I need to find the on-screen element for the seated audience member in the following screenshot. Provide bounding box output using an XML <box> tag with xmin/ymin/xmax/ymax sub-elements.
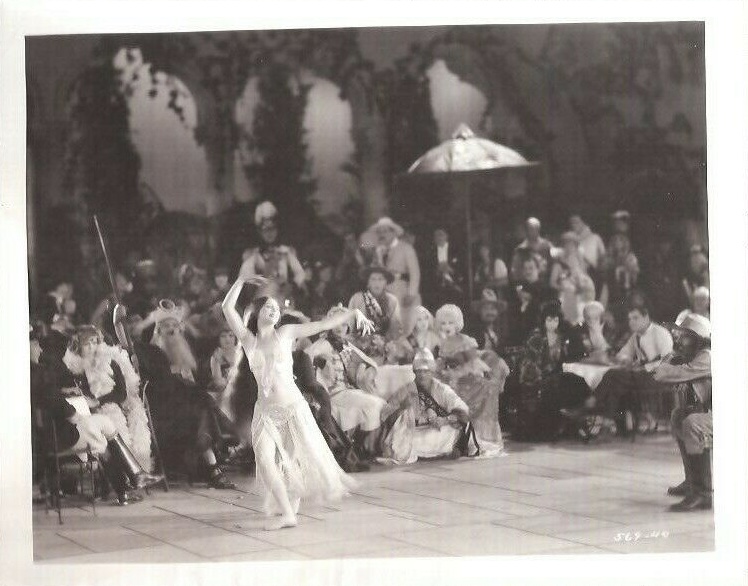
<box><xmin>129</xmin><ymin>301</ymin><xmax>236</xmax><ymax>488</ymax></box>
<box><xmin>682</xmin><ymin>244</ymin><xmax>710</xmax><ymax>302</ymax></box>
<box><xmin>385</xmin><ymin>305</ymin><xmax>440</xmax><ymax>365</ymax></box>
<box><xmin>511</xmin><ymin>217</ymin><xmax>553</xmax><ymax>283</ymax></box>
<box><xmin>207</xmin><ymin>266</ymin><xmax>231</xmax><ymax>306</ymax></box>
<box><xmin>473</xmin><ymin>243</ymin><xmax>508</xmax><ymax>299</ymax></box>
<box><xmin>569</xmin><ymin>213</ymin><xmax>606</xmax><ymax>293</ymax></box>
<box><xmin>676</xmin><ymin>286</ymin><xmax>710</xmax><ymax>325</ymax></box>
<box><xmin>434</xmin><ymin>304</ymin><xmax>507</xmax><ymax>455</ymax></box>
<box><xmin>575</xmin><ymin>301</ymin><xmax>616</xmax><ymax>361</ymax></box>
<box><xmin>608</xmin><ymin>210</ymin><xmax>632</xmax><ymax>248</ymax></box>
<box><xmin>280</xmin><ymin>313</ymin><xmax>370</xmax><ymax>473</ymax></box>
<box><xmin>307</xmin><ymin>259</ymin><xmax>341</xmax><ymax>322</ymax></box>
<box><xmin>652</xmin><ymin>314</ymin><xmax>712</xmax><ymax>512</ymax></box>
<box><xmin>209</xmin><ymin>322</ymin><xmax>238</xmax><ymax>393</ymax></box>
<box><xmin>379</xmin><ymin>349</ymin><xmax>474</xmax><ymax>464</ymax></box>
<box><xmin>507</xmin><ymin>300</ymin><xmax>590</xmax><ymax>441</ymax></box>
<box><xmin>37</xmin><ymin>278</ymin><xmax>75</xmax><ymax>327</ymax></box>
<box><xmin>178</xmin><ymin>263</ymin><xmax>214</xmax><ymax>315</ymax></box>
<box><xmin>51</xmin><ymin>298</ymin><xmax>78</xmax><ymax>336</ymax></box>
<box><xmin>33</xmin><ymin>329</ymin><xmax>161</xmax><ymax>505</ymax></box>
<box><xmin>305</xmin><ymin>306</ymin><xmax>387</xmax><ymax>458</ymax></box>
<box><xmin>125</xmin><ymin>259</ymin><xmax>164</xmax><ymax>320</ymax></box>
<box><xmin>62</xmin><ymin>326</ymin><xmax>153</xmax><ymax>472</ymax></box>
<box><xmin>507</xmin><ymin>281</ymin><xmax>543</xmax><ymax>346</ymax></box>
<box><xmin>467</xmin><ymin>288</ymin><xmax>509</xmax><ymax>355</ymax></box>
<box><xmin>423</xmin><ymin>228</ymin><xmax>465</xmax><ymax>309</ymax></box>
<box><xmin>564</xmin><ymin>301</ymin><xmax>673</xmax><ymax>434</ymax></box>
<box><xmin>348</xmin><ymin>266</ymin><xmax>403</xmax><ymax>341</ymax></box>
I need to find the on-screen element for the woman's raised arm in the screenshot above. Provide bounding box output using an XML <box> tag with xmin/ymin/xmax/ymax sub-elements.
<box><xmin>222</xmin><ymin>276</ymin><xmax>267</xmax><ymax>342</ymax></box>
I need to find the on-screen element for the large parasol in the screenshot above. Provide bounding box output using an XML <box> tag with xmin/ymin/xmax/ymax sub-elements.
<box><xmin>406</xmin><ymin>123</ymin><xmax>539</xmax><ymax>301</ymax></box>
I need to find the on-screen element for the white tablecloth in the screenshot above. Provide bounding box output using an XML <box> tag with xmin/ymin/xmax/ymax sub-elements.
<box><xmin>562</xmin><ymin>362</ymin><xmax>614</xmax><ymax>391</ymax></box>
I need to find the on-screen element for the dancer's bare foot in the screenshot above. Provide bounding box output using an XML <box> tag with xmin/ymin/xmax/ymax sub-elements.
<box><xmin>264</xmin><ymin>514</ymin><xmax>297</xmax><ymax>531</ymax></box>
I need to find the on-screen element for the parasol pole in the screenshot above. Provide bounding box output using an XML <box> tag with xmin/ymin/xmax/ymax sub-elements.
<box><xmin>454</xmin><ymin>178</ymin><xmax>474</xmax><ymax>303</ymax></box>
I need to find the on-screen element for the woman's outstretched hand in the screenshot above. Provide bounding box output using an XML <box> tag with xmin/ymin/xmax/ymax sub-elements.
<box><xmin>354</xmin><ymin>309</ymin><xmax>375</xmax><ymax>336</ymax></box>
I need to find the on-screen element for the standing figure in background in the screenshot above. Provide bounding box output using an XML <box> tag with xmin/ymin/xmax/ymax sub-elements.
<box><xmin>511</xmin><ymin>217</ymin><xmax>553</xmax><ymax>284</ymax></box>
<box><xmin>600</xmin><ymin>251</ymin><xmax>643</xmax><ymax>327</ymax></box>
<box><xmin>682</xmin><ymin>244</ymin><xmax>710</xmax><ymax>304</ymax></box>
<box><xmin>423</xmin><ymin>228</ymin><xmax>464</xmax><ymax>309</ymax></box>
<box><xmin>370</xmin><ymin>217</ymin><xmax>421</xmax><ymax>334</ymax></box>
<box><xmin>335</xmin><ymin>230</ymin><xmax>366</xmax><ymax>304</ymax></box>
<box><xmin>238</xmin><ymin>201</ymin><xmax>307</xmax><ymax>306</ymax></box>
<box><xmin>609</xmin><ymin>210</ymin><xmax>632</xmax><ymax>250</ymax></box>
<box><xmin>569</xmin><ymin>213</ymin><xmax>606</xmax><ymax>295</ymax></box>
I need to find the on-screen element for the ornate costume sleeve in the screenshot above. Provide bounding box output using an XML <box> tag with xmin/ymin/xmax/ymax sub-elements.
<box><xmin>652</xmin><ymin>350</ymin><xmax>711</xmax><ymax>383</ymax></box>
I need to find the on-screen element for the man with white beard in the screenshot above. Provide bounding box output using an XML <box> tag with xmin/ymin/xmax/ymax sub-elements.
<box><xmin>131</xmin><ymin>301</ymin><xmax>236</xmax><ymax>489</ymax></box>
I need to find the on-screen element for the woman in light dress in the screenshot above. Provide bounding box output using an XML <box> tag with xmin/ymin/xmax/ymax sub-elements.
<box><xmin>222</xmin><ymin>275</ymin><xmax>375</xmax><ymax>531</ymax></box>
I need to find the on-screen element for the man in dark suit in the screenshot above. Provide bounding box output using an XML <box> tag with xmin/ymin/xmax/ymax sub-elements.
<box><xmin>423</xmin><ymin>227</ymin><xmax>465</xmax><ymax>310</ymax></box>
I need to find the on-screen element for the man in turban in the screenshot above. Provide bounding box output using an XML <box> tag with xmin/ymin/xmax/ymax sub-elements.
<box><xmin>379</xmin><ymin>349</ymin><xmax>474</xmax><ymax>464</ymax></box>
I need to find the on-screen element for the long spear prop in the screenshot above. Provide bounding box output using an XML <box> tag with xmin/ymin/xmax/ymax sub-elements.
<box><xmin>93</xmin><ymin>215</ymin><xmax>139</xmax><ymax>368</ymax></box>
<box><xmin>93</xmin><ymin>215</ymin><xmax>169</xmax><ymax>490</ymax></box>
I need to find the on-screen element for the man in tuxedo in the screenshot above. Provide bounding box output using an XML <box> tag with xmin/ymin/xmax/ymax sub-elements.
<box><xmin>423</xmin><ymin>227</ymin><xmax>465</xmax><ymax>310</ymax></box>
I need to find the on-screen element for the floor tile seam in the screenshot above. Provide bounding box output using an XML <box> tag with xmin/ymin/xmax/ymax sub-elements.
<box><xmin>377</xmin><ymin>534</ymin><xmax>458</xmax><ymax>557</ymax></box>
<box><xmin>149</xmin><ymin>504</ymin><xmax>281</xmax><ymax>548</ymax></box>
<box><xmin>380</xmin><ymin>473</ymin><xmax>542</xmax><ymax>496</ymax></box>
<box><xmin>121</xmin><ymin>524</ymin><xmax>217</xmax><ymax>560</ymax></box>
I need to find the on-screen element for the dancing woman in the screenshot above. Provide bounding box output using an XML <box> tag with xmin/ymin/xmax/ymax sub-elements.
<box><xmin>222</xmin><ymin>275</ymin><xmax>374</xmax><ymax>531</ymax></box>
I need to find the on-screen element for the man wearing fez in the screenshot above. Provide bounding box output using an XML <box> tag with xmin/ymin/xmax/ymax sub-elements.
<box><xmin>370</xmin><ymin>217</ymin><xmax>421</xmax><ymax>333</ymax></box>
<box><xmin>238</xmin><ymin>200</ymin><xmax>307</xmax><ymax>304</ymax></box>
<box><xmin>379</xmin><ymin>349</ymin><xmax>473</xmax><ymax>464</ymax></box>
<box><xmin>652</xmin><ymin>314</ymin><xmax>712</xmax><ymax>512</ymax></box>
